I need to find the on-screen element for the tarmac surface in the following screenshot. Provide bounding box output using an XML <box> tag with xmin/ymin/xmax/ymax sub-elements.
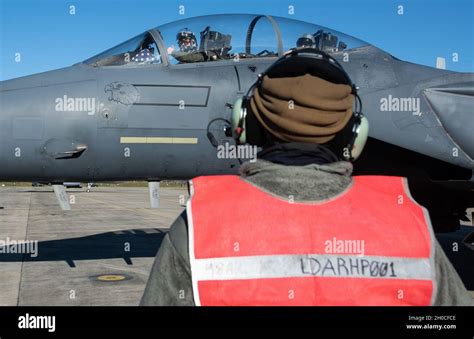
<box><xmin>0</xmin><ymin>186</ymin><xmax>187</xmax><ymax>306</ymax></box>
<box><xmin>0</xmin><ymin>185</ymin><xmax>472</xmax><ymax>305</ymax></box>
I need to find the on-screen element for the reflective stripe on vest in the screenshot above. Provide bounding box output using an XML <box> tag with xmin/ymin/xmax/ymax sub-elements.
<box><xmin>187</xmin><ymin>175</ymin><xmax>436</xmax><ymax>306</ymax></box>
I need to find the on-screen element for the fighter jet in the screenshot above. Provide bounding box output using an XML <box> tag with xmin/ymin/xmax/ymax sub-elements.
<box><xmin>0</xmin><ymin>14</ymin><xmax>472</xmax><ymax>231</ymax></box>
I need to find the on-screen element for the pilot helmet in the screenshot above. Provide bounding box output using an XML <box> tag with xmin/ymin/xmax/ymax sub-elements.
<box><xmin>296</xmin><ymin>33</ymin><xmax>316</xmax><ymax>48</ymax></box>
<box><xmin>177</xmin><ymin>28</ymin><xmax>198</xmax><ymax>52</ymax></box>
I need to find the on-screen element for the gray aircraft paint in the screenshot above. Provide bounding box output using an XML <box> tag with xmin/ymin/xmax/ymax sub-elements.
<box><xmin>0</xmin><ymin>14</ymin><xmax>472</xmax><ymax>183</ymax></box>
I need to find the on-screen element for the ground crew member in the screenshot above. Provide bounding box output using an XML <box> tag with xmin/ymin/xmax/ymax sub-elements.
<box><xmin>141</xmin><ymin>48</ymin><xmax>473</xmax><ymax>306</ymax></box>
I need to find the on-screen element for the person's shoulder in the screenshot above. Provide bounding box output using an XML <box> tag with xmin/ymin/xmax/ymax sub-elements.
<box><xmin>168</xmin><ymin>210</ymin><xmax>189</xmax><ymax>263</ymax></box>
<box><xmin>433</xmin><ymin>240</ymin><xmax>474</xmax><ymax>305</ymax></box>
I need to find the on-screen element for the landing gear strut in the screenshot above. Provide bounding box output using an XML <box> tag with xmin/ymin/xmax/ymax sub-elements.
<box><xmin>52</xmin><ymin>184</ymin><xmax>71</xmax><ymax>211</ymax></box>
<box><xmin>148</xmin><ymin>181</ymin><xmax>160</xmax><ymax>209</ymax></box>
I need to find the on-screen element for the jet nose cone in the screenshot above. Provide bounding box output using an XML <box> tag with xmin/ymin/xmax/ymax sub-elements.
<box><xmin>424</xmin><ymin>80</ymin><xmax>474</xmax><ymax>159</ymax></box>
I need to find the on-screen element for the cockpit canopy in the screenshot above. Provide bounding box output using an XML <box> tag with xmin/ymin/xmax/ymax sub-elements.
<box><xmin>84</xmin><ymin>32</ymin><xmax>161</xmax><ymax>67</ymax></box>
<box><xmin>83</xmin><ymin>14</ymin><xmax>369</xmax><ymax>66</ymax></box>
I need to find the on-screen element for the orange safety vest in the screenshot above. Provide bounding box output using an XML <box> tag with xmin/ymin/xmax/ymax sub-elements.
<box><xmin>187</xmin><ymin>175</ymin><xmax>436</xmax><ymax>306</ymax></box>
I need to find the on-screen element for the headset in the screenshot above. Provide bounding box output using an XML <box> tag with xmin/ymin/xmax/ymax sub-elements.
<box><xmin>231</xmin><ymin>47</ymin><xmax>369</xmax><ymax>161</ymax></box>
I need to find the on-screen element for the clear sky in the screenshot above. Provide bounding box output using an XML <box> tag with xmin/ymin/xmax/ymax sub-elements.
<box><xmin>0</xmin><ymin>0</ymin><xmax>472</xmax><ymax>80</ymax></box>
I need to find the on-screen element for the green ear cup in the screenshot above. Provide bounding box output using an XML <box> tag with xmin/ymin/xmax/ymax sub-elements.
<box><xmin>232</xmin><ymin>97</ymin><xmax>247</xmax><ymax>144</ymax></box>
<box><xmin>351</xmin><ymin>115</ymin><xmax>369</xmax><ymax>160</ymax></box>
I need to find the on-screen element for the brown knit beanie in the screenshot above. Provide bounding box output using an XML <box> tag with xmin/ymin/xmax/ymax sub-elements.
<box><xmin>249</xmin><ymin>73</ymin><xmax>354</xmax><ymax>144</ymax></box>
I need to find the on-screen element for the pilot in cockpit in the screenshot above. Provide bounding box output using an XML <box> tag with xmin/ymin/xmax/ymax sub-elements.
<box><xmin>167</xmin><ymin>27</ymin><xmax>232</xmax><ymax>63</ymax></box>
<box><xmin>167</xmin><ymin>28</ymin><xmax>207</xmax><ymax>63</ymax></box>
<box><xmin>296</xmin><ymin>33</ymin><xmax>317</xmax><ymax>49</ymax></box>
